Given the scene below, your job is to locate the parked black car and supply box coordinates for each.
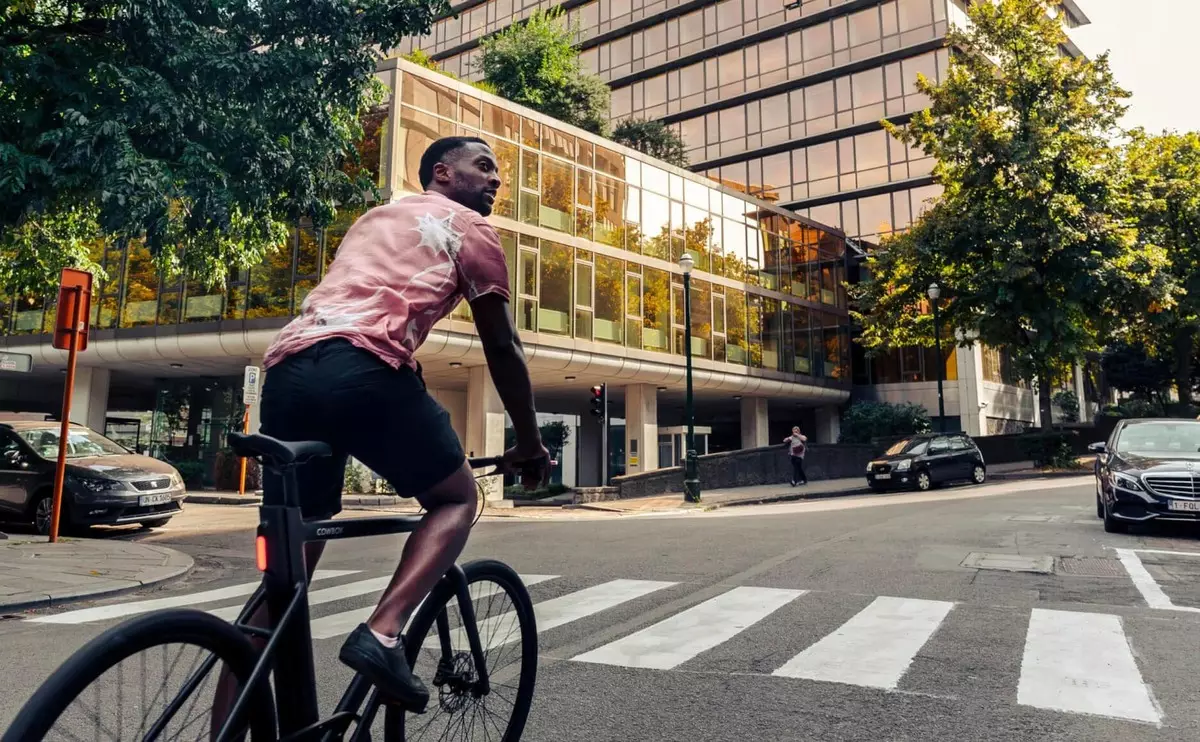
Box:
[1091,418,1200,533]
[0,419,186,534]
[866,432,987,492]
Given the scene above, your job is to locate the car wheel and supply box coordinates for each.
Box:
[1096,493,1104,519]
[140,518,171,530]
[1103,501,1127,533]
[915,471,932,492]
[971,465,987,485]
[31,492,54,536]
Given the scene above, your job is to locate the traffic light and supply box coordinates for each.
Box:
[589,384,607,421]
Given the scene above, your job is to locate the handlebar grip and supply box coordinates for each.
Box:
[468,456,506,469]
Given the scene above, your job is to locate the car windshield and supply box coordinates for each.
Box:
[1116,422,1200,459]
[885,438,929,456]
[16,427,128,459]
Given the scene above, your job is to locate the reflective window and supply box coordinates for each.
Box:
[642,267,670,352]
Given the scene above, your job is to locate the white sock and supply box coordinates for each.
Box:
[370,627,400,649]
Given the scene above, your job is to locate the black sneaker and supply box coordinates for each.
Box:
[339,624,430,711]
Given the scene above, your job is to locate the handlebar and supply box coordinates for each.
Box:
[467,456,505,469]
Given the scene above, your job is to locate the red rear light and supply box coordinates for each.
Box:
[255,535,268,572]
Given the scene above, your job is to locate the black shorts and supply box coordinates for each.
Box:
[259,338,466,519]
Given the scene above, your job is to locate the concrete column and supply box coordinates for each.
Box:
[813,405,841,444]
[69,366,111,432]
[624,384,658,474]
[740,397,770,449]
[956,344,985,436]
[577,414,601,486]
[467,366,507,502]
[1074,362,1091,423]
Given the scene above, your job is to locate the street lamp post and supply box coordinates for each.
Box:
[680,253,700,503]
[928,282,946,432]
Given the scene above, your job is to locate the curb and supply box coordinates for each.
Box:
[0,544,195,613]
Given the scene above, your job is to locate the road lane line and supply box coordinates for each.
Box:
[572,586,803,670]
[27,570,360,624]
[1114,548,1200,613]
[772,596,954,689]
[453,579,677,649]
[309,574,557,640]
[209,575,394,621]
[1018,608,1162,725]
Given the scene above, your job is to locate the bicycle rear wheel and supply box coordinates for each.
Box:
[2,608,276,742]
[370,559,538,742]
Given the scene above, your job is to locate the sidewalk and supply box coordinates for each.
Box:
[0,534,194,612]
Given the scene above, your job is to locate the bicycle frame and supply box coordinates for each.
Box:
[212,457,502,742]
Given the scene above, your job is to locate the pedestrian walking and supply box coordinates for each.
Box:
[783,426,808,486]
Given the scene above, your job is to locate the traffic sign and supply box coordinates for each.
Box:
[243,365,262,404]
[52,268,92,352]
[0,352,32,373]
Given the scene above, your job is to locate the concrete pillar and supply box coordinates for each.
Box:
[813,405,841,444]
[69,366,111,432]
[577,413,602,486]
[624,384,658,474]
[467,366,507,502]
[1074,362,1091,423]
[740,397,770,449]
[956,344,985,437]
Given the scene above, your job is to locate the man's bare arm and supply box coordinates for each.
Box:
[469,293,541,450]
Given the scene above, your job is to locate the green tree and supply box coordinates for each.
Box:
[612,119,688,167]
[1121,129,1200,406]
[850,0,1174,429]
[1100,341,1174,404]
[1,0,449,296]
[477,8,610,135]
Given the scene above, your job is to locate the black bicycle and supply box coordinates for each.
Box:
[2,432,539,741]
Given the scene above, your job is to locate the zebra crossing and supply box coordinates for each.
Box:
[25,570,1166,726]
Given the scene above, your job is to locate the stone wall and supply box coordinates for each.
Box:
[612,443,878,500]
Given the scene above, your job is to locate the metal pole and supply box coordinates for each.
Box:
[49,286,82,543]
[682,272,700,503]
[238,404,250,494]
[933,299,946,432]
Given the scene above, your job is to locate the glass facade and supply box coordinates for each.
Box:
[395,65,852,380]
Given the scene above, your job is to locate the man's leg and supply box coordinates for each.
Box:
[365,462,476,636]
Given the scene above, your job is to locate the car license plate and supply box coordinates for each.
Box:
[139,493,172,506]
[1167,500,1200,512]
[875,473,891,480]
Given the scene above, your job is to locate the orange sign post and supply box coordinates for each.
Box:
[49,268,93,543]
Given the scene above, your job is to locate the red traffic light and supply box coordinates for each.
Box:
[591,385,603,398]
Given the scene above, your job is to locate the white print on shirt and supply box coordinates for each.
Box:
[412,211,464,260]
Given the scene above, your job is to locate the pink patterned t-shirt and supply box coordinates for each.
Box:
[264,191,510,371]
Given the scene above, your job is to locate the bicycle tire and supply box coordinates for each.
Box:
[370,559,538,742]
[3,608,277,742]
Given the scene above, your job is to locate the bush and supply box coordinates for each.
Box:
[343,459,370,494]
[1018,431,1079,468]
[504,483,570,500]
[1052,390,1080,423]
[839,401,933,444]
[213,449,262,491]
[172,460,207,488]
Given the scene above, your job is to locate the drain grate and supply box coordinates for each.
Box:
[1057,557,1127,577]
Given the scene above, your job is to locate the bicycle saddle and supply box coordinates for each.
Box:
[228,432,332,467]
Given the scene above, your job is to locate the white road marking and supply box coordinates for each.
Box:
[27,570,360,625]
[1018,608,1162,725]
[1114,548,1200,613]
[308,574,557,640]
[772,597,955,689]
[209,575,393,621]
[572,586,803,670]
[454,579,676,649]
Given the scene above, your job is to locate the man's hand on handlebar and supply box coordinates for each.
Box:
[502,439,551,490]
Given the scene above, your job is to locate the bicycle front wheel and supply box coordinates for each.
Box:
[2,608,277,742]
[378,559,538,742]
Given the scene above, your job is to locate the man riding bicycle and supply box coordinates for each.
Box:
[221,136,549,714]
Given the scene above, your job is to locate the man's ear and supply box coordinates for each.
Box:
[433,160,451,184]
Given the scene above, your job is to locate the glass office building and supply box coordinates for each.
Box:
[0,60,854,486]
[391,0,1093,433]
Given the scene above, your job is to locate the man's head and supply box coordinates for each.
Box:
[419,137,502,216]
[792,426,801,435]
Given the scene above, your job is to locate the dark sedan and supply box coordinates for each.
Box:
[1092,418,1200,533]
[0,420,186,534]
[866,432,988,492]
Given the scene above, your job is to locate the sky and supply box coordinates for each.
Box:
[1070,0,1199,133]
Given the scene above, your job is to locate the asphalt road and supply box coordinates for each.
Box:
[3,476,1199,742]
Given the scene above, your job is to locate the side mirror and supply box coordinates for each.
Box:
[1087,442,1107,454]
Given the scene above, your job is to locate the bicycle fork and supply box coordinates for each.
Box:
[433,565,492,697]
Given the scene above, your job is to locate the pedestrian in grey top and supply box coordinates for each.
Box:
[784,426,808,486]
